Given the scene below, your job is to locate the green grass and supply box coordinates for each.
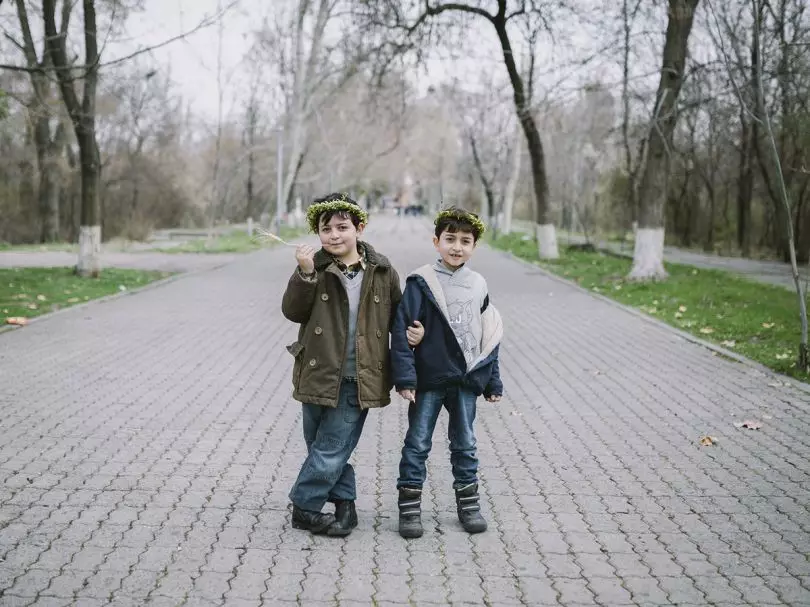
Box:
[489,232,810,382]
[0,242,77,252]
[153,226,306,254]
[1,267,171,323]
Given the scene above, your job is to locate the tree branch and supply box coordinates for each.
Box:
[0,0,238,76]
[407,1,495,35]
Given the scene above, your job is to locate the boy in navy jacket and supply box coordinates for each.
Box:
[390,206,503,538]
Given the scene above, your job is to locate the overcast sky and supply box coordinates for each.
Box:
[105,0,628,122]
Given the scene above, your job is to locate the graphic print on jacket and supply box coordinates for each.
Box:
[447,299,480,365]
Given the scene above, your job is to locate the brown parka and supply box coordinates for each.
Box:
[281,241,402,409]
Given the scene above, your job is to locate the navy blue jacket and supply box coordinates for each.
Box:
[390,265,503,397]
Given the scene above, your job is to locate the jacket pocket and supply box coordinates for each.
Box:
[286,341,305,387]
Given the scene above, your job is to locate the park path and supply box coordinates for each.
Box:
[1,216,809,606]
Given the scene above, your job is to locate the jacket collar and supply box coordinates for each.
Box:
[313,240,390,272]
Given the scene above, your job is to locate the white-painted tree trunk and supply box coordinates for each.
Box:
[77,225,101,276]
[536,223,559,259]
[293,197,304,228]
[629,227,668,279]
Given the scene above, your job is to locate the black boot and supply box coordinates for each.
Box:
[291,505,335,535]
[455,483,487,534]
[398,487,423,539]
[327,500,358,537]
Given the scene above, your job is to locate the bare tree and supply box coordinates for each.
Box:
[353,0,561,258]
[43,0,102,275]
[12,0,68,242]
[629,0,701,280]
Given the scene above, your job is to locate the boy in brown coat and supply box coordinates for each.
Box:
[281,193,422,537]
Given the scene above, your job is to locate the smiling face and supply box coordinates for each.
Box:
[318,212,364,263]
[433,228,476,270]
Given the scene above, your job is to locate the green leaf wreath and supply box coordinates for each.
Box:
[305,198,369,233]
[434,208,487,236]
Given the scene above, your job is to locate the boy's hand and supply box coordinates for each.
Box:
[406,320,424,347]
[398,389,416,403]
[486,395,502,403]
[296,244,316,275]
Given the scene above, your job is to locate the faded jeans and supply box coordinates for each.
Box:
[397,386,478,489]
[289,380,368,512]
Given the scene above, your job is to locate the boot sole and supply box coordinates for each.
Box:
[292,520,333,534]
[461,523,487,534]
[399,527,424,539]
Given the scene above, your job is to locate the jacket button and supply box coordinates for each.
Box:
[314,327,323,335]
[309,359,317,367]
[376,329,382,338]
[374,295,380,303]
[321,293,329,301]
[377,361,383,370]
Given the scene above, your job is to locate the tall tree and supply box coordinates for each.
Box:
[629,0,701,279]
[43,0,102,276]
[354,0,560,258]
[14,0,67,243]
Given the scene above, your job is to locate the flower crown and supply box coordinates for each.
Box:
[434,207,486,236]
[305,196,369,233]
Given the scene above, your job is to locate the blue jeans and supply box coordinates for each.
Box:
[397,386,478,489]
[289,380,368,512]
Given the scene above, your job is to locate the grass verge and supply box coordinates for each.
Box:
[153,226,306,254]
[489,231,810,382]
[2,267,171,324]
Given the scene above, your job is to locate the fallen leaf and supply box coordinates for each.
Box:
[674,312,683,319]
[721,340,736,348]
[700,327,714,334]
[700,435,719,446]
[762,322,775,329]
[678,305,687,313]
[776,353,790,360]
[5,317,28,326]
[36,294,46,301]
[67,297,80,303]
[27,303,38,310]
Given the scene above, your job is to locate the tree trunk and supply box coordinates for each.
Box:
[737,111,753,256]
[629,0,700,280]
[491,15,557,258]
[468,131,496,226]
[44,0,102,276]
[34,117,63,243]
[501,122,522,235]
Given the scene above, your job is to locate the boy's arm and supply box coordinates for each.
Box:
[281,268,318,324]
[483,345,503,400]
[390,281,421,391]
[389,267,403,331]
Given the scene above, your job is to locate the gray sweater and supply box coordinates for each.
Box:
[338,270,364,378]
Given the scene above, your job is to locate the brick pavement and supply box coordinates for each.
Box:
[1,215,809,606]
